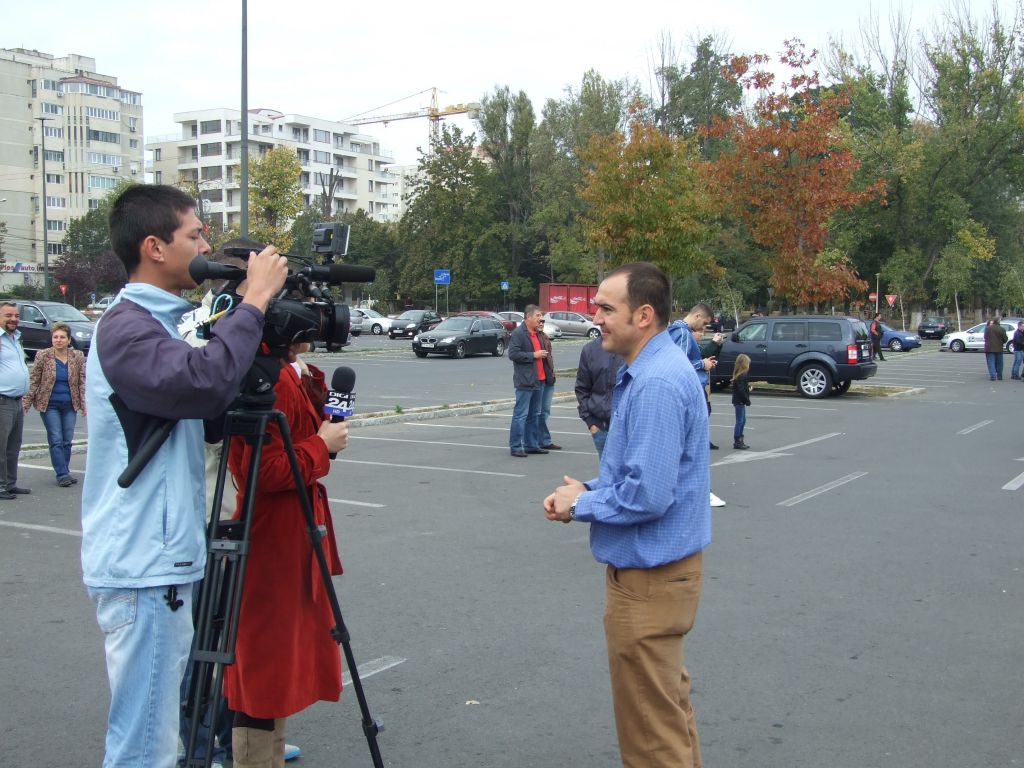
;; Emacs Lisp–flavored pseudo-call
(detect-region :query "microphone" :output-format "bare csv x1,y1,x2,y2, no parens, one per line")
189,256,246,284
297,263,376,283
324,366,356,459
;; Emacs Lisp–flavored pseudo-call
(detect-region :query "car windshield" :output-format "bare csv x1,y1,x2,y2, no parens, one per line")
396,311,422,321
44,305,90,322
435,318,473,331
361,308,382,318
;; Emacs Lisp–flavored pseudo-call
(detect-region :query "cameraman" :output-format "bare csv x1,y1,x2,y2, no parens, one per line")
223,339,348,767
82,184,288,768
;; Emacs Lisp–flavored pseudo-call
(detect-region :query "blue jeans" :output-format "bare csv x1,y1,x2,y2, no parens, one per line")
1012,350,1024,379
986,352,1004,379
509,386,544,452
734,404,746,441
40,400,76,480
591,428,609,458
88,584,195,768
538,382,555,447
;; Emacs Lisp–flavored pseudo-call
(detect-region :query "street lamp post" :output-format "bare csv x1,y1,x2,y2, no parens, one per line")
875,273,880,314
36,116,53,300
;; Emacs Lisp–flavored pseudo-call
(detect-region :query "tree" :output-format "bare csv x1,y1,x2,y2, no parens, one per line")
934,220,996,328
248,146,302,251
705,41,885,306
54,181,131,305
579,107,718,280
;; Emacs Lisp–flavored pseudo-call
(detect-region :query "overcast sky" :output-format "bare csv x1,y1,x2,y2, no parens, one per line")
3,0,1017,165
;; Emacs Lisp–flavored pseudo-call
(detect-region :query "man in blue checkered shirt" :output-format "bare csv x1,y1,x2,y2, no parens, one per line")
545,262,710,768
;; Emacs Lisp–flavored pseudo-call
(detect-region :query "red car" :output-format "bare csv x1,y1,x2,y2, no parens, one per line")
459,310,517,333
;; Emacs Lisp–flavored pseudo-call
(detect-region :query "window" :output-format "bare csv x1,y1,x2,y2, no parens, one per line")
47,243,65,256
88,199,100,209
297,149,310,164
200,166,222,181
47,220,67,231
45,196,66,208
88,129,120,144
129,139,139,149
200,119,221,134
771,322,806,342
153,148,162,161
313,129,330,143
45,173,63,184
88,152,120,166
44,149,64,163
292,127,309,142
40,79,61,91
201,189,223,203
20,305,43,323
313,150,330,164
89,175,119,190
153,170,162,184
43,102,63,115
300,172,310,187
86,106,119,121
808,322,843,342
120,91,141,106
737,323,767,342
200,142,222,157
44,125,63,138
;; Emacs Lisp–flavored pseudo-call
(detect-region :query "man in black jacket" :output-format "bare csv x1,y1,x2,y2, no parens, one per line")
507,305,550,457
870,313,886,361
1011,321,1024,380
574,336,623,458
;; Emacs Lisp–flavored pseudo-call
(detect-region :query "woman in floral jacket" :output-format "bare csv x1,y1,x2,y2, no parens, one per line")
23,322,86,486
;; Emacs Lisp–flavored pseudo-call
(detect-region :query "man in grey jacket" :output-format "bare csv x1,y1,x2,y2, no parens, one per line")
507,305,550,457
82,185,287,768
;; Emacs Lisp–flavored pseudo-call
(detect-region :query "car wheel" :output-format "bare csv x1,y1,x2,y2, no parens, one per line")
950,339,965,352
452,342,467,359
889,338,903,352
371,324,383,335
1007,341,1014,353
587,327,602,339
414,350,428,358
492,339,505,357
797,363,833,399
832,379,852,395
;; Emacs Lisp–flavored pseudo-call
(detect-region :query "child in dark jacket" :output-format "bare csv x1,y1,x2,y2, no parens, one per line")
731,353,752,450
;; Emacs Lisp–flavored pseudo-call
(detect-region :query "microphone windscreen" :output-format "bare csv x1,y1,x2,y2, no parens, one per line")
331,366,356,393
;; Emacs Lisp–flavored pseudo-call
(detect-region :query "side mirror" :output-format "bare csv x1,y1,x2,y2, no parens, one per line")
731,332,740,342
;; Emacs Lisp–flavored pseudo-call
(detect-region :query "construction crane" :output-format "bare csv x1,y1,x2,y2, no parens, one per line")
343,87,480,151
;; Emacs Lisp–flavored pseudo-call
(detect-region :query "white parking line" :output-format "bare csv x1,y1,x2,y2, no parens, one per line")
714,432,843,466
0,520,81,537
328,498,386,508
777,471,868,507
1002,470,1024,491
335,458,525,477
957,420,993,435
343,655,406,687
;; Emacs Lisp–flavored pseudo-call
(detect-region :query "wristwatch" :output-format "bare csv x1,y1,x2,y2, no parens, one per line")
568,493,582,521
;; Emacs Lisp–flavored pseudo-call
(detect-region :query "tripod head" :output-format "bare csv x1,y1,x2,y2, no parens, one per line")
235,354,282,411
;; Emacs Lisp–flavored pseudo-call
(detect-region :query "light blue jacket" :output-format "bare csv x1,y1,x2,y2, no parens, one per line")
81,283,265,588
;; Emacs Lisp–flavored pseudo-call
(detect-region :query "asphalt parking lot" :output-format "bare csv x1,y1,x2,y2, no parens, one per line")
2,341,1022,767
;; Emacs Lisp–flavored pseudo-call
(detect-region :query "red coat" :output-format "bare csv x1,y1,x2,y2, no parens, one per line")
224,362,344,718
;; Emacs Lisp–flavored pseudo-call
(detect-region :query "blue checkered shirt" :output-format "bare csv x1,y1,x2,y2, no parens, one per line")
573,330,711,568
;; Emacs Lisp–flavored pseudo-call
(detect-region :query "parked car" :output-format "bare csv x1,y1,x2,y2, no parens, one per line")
941,318,1021,353
497,311,524,328
5,299,95,356
388,309,443,339
542,311,602,338
876,322,921,352
709,315,877,398
539,319,563,339
459,310,517,332
83,295,116,318
917,316,956,339
413,316,509,358
349,307,391,336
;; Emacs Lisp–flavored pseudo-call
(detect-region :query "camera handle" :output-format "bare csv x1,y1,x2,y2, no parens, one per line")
182,406,385,768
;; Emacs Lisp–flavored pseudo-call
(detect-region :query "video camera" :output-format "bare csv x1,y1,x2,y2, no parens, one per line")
188,228,375,354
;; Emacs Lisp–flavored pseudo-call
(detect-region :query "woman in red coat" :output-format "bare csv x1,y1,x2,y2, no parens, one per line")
225,342,349,768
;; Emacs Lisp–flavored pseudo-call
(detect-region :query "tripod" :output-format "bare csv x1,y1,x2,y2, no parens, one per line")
182,363,384,768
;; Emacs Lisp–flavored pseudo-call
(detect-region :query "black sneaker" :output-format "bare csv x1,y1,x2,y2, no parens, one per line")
0,490,15,500
709,441,719,450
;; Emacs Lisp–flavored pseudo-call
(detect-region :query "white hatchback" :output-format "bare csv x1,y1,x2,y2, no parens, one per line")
940,318,1021,352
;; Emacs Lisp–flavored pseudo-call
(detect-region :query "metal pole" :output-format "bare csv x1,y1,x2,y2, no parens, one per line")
875,273,880,314
37,116,52,300
240,0,249,237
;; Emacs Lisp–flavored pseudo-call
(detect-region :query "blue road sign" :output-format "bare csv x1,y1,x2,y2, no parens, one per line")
434,269,451,285
500,281,509,291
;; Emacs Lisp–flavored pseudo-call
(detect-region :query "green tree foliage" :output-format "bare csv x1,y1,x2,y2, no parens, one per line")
397,125,497,307
579,108,718,280
934,220,996,323
54,181,131,305
248,146,302,251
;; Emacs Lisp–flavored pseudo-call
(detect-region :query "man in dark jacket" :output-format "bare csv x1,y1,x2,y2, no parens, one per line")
870,313,886,361
984,318,1008,380
1011,321,1024,380
507,305,549,457
574,336,623,458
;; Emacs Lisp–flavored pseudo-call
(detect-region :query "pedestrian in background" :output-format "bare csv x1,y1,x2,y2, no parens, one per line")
574,335,623,458
537,320,561,451
23,322,86,486
0,301,31,500
507,305,549,457
1010,321,1024,380
870,313,886,361
984,317,1008,380
731,353,752,450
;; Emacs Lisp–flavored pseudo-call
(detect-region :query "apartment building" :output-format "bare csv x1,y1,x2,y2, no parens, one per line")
0,48,143,291
147,108,402,232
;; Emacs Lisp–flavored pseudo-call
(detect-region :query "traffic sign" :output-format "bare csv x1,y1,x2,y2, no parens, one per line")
885,294,898,307
500,280,509,291
869,292,878,302
434,269,451,285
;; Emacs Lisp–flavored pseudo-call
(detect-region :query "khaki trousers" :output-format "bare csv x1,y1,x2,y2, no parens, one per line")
604,551,704,768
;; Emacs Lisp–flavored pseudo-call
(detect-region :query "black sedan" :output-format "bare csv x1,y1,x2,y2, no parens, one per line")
388,309,442,339
412,316,509,358
917,316,955,339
